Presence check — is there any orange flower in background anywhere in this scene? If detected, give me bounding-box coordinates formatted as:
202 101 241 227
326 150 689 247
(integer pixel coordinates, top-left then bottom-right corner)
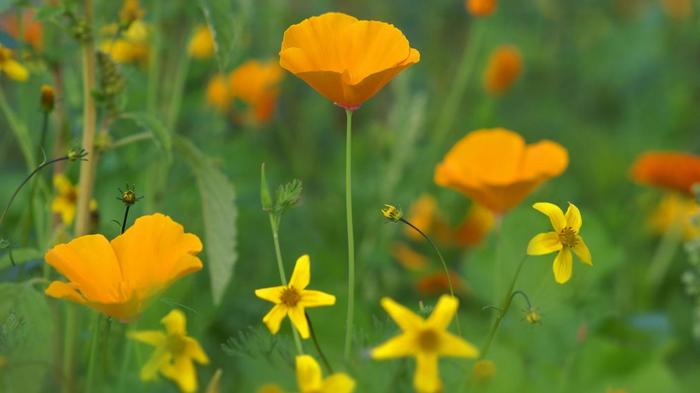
466 0 498 16
416 271 464 295
44 213 203 322
391 242 427 271
279 12 420 110
484 45 523 95
660 0 693 19
631 152 700 195
450 203 495 246
188 25 215 59
404 194 438 241
206 74 232 112
435 128 568 214
0 10 43 50
229 60 283 123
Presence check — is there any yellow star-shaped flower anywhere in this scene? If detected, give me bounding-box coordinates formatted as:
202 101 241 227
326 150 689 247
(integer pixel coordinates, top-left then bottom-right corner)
255 255 336 339
371 295 479 393
296 355 355 393
527 202 592 284
128 309 209 393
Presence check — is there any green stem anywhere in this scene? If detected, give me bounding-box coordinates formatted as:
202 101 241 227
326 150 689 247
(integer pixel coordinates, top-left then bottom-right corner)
647 222 683 294
0 85 35 169
62 306 77 393
343 109 355 360
85 313 101 391
306 312 333 374
400 218 462 335
267 214 303 355
108 132 152 150
479 255 528 360
118 338 133 392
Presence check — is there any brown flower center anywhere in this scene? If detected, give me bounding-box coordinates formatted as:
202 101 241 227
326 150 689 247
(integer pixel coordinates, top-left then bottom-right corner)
558 227 578 248
280 287 301 307
416 329 440 352
166 334 186 356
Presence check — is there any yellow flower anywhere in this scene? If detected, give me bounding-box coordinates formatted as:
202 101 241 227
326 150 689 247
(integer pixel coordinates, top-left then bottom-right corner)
483 45 523 96
434 128 568 214
649 193 699 240
255 255 336 338
229 60 283 123
99 21 150 64
206 74 232 112
44 213 203 321
524 308 541 324
129 309 209 393
466 0 498 16
279 12 420 110
295 355 355 393
381 204 403 222
51 174 97 225
188 25 215 59
472 359 496 383
371 295 479 393
120 0 145 25
527 202 592 284
0 44 28 81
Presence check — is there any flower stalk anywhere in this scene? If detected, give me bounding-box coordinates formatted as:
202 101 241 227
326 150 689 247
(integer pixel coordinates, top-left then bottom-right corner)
344 108 356 359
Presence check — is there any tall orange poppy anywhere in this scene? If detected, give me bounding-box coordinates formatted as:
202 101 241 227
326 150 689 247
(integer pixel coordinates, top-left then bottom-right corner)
434 128 568 214
279 12 420 110
631 152 700 195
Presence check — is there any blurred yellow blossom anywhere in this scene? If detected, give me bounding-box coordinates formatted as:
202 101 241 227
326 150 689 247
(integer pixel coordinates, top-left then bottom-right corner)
649 193 699 240
527 202 592 284
206 74 232 112
120 0 145 25
255 255 336 339
372 295 478 393
295 355 355 393
100 20 150 64
188 25 215 59
472 359 496 383
484 45 523 95
0 44 28 81
51 174 97 225
129 309 209 393
229 60 283 123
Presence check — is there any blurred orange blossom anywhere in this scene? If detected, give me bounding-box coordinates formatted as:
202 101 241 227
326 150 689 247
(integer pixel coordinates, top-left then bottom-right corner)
229 60 283 123
466 0 498 16
484 45 523 95
631 151 700 195
279 12 420 110
434 128 568 214
44 213 203 322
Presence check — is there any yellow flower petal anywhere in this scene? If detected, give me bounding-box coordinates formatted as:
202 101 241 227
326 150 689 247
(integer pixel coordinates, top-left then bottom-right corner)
2 59 29 81
53 174 75 196
565 202 582 231
288 306 310 339
289 255 311 290
414 352 441 393
127 330 166 347
188 25 215 59
161 309 187 336
527 232 562 255
321 373 356 393
533 202 566 232
44 281 86 305
299 289 336 307
139 347 170 381
380 297 423 331
262 304 287 335
161 356 198 393
572 236 592 265
552 248 573 284
296 355 323 392
255 286 284 304
371 333 416 359
184 337 210 364
437 331 479 358
426 295 458 330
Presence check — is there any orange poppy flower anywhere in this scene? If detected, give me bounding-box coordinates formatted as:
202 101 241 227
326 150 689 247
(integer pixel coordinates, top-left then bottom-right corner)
404 194 438 241
631 152 700 195
391 242 427 271
451 203 494 246
229 60 283 123
44 213 203 322
279 12 420 110
434 128 568 214
416 270 464 295
466 0 498 16
206 74 232 112
483 45 523 96
1 10 43 50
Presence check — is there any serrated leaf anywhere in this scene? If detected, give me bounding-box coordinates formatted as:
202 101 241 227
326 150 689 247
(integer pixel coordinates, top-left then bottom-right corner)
0 282 55 393
0 248 41 269
118 113 172 161
175 136 236 305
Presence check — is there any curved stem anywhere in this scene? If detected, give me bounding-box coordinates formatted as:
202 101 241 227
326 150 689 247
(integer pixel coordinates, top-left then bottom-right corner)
400 218 462 335
306 312 333 374
479 255 528 360
343 109 355 360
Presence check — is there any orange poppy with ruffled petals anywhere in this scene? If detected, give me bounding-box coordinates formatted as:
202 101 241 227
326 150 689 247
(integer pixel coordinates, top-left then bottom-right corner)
631 152 700 195
434 129 568 214
279 12 420 110
44 213 203 322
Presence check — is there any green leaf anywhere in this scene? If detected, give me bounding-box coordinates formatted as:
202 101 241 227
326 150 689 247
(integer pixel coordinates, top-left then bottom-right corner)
275 179 302 215
0 248 41 269
34 5 65 21
176 136 237 305
197 0 250 72
0 281 55 393
118 113 172 161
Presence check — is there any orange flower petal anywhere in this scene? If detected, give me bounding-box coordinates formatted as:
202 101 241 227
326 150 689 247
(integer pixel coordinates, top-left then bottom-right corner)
631 152 700 195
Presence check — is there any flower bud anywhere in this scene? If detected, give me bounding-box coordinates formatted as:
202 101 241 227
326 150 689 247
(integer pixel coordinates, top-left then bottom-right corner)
40 85 55 113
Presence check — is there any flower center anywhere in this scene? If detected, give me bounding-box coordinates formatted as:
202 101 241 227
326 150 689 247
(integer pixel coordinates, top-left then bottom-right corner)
558 227 578 247
280 287 301 307
416 329 440 352
166 334 186 356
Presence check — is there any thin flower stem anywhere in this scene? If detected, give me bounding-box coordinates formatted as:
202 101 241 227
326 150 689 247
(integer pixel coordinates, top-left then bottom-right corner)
62 306 77 393
647 221 683 294
121 205 131 234
306 312 333 374
85 313 100 391
75 0 97 236
267 214 304 355
343 109 356 360
399 218 462 335
479 255 528 360
108 132 153 150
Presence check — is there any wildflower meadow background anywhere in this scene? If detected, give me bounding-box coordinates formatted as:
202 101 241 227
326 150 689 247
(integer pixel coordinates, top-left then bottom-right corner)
1 0 699 392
